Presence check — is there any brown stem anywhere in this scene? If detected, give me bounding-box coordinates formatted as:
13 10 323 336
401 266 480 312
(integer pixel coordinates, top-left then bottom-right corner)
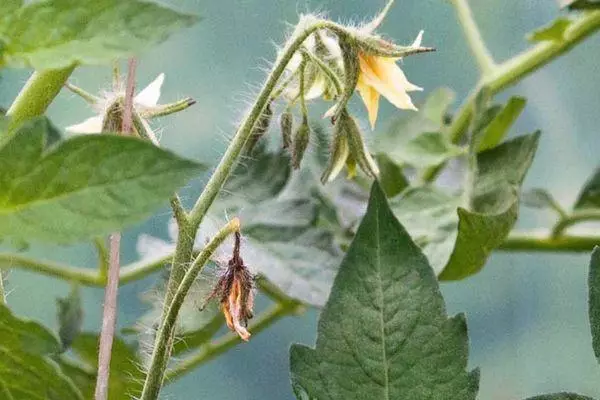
94 58 137 400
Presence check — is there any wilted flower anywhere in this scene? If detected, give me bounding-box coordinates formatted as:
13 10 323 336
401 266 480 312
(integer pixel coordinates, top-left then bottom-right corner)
203 232 255 341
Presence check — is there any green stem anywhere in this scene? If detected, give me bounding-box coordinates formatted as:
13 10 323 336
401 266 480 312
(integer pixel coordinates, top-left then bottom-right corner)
140 219 240 400
0 269 5 305
5 67 75 136
551 210 600 237
142 98 196 119
451 0 496 75
165 302 299 382
93 238 109 279
421 10 600 184
300 48 343 95
499 230 600 252
0 254 100 285
64 82 99 104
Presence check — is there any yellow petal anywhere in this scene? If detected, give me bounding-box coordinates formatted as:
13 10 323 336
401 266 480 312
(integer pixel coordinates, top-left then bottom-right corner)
378 57 422 93
359 55 418 111
356 76 380 129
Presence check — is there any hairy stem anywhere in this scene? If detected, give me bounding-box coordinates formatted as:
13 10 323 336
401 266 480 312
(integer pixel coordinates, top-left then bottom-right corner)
140 218 240 400
421 10 600 183
5 67 75 137
451 0 496 75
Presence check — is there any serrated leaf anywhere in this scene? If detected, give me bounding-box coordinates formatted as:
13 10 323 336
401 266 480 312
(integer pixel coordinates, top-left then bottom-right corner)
56 284 83 351
58 333 143 399
477 96 527 151
0 117 203 243
392 133 540 278
290 183 479 400
0 0 198 69
574 167 600 209
528 18 572 42
390 131 465 168
588 246 600 363
524 394 595 400
0 304 84 400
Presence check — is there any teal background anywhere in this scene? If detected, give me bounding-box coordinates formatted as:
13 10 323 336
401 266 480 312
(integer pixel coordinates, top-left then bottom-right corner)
1 0 600 399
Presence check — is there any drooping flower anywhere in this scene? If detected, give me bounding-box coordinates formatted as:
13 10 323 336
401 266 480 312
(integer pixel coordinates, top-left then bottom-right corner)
356 31 424 129
66 73 166 138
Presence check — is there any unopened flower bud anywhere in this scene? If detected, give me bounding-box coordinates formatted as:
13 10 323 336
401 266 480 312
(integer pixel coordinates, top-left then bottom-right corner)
291 116 310 169
339 109 379 179
280 110 293 149
323 36 360 122
320 122 350 184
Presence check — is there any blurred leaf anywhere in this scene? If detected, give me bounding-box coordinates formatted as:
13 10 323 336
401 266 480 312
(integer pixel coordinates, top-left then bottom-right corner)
522 188 560 210
0 0 198 69
0 304 83 399
441 132 541 280
392 133 540 278
374 88 456 168
290 183 479 400
59 333 143 399
477 96 527 151
420 87 456 125
588 246 600 363
559 0 600 9
524 394 594 400
375 153 408 198
56 284 83 351
207 142 342 306
390 131 465 168
528 18 572 42
574 166 600 209
0 117 203 243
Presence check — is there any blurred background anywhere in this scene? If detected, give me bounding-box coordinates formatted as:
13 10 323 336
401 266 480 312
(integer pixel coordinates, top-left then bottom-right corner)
1 0 600 399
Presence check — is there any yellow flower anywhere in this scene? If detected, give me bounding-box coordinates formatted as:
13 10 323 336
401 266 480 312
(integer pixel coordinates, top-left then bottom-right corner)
356 31 424 129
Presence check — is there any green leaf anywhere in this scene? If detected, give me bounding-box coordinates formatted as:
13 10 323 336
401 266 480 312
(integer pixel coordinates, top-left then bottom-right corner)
528 18 572 42
420 87 456 126
375 153 409 198
0 0 198 69
392 133 540 278
524 394 595 400
0 304 83 399
0 117 203 243
477 96 527 151
588 246 600 363
56 284 83 351
392 131 465 168
441 132 541 280
290 183 479 400
59 333 143 399
522 188 561 210
574 167 600 209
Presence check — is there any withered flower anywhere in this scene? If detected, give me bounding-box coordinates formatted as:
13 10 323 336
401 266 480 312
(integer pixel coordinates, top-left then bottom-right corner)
204 231 255 341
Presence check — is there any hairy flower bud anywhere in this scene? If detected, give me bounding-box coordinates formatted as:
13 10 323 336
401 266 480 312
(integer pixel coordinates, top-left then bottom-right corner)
280 110 293 149
320 122 350 184
291 116 310 169
339 109 379 178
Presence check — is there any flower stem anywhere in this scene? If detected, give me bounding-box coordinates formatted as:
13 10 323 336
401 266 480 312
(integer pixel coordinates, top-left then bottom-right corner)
139 218 240 400
5 66 75 136
451 0 496 76
420 10 600 184
551 210 600 237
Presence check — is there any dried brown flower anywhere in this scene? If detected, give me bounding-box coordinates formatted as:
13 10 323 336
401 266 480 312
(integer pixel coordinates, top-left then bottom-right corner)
204 231 255 341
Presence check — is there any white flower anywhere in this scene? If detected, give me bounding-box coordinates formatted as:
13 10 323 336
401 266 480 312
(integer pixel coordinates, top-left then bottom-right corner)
65 73 165 135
